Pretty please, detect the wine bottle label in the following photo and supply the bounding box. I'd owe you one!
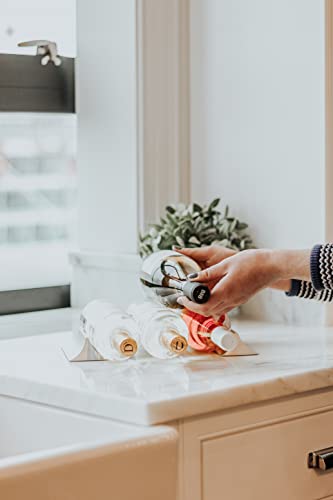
[141,250,202,287]
[142,250,177,284]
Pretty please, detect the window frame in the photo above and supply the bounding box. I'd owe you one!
[0,285,70,316]
[0,53,74,113]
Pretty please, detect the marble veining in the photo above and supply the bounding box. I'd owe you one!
[1,319,333,424]
[242,288,325,326]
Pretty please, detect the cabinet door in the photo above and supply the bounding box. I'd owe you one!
[183,408,333,500]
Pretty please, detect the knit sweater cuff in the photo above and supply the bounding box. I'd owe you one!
[310,244,324,291]
[285,279,301,297]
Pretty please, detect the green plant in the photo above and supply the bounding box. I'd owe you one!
[139,198,254,258]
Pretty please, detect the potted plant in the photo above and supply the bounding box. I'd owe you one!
[139,198,253,258]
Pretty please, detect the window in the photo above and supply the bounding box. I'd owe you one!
[0,1,75,57]
[0,0,76,314]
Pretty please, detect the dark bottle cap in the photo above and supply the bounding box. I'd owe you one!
[182,281,210,304]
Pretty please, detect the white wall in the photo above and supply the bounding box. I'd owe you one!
[72,0,142,309]
[190,0,327,323]
[76,0,138,255]
[191,0,325,248]
[72,0,189,309]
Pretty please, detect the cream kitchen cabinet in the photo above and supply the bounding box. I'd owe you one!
[179,390,333,500]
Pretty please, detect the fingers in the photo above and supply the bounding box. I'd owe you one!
[177,294,234,318]
[188,262,227,283]
[205,247,236,267]
[173,245,211,261]
[177,295,214,315]
[177,272,239,317]
[174,245,237,270]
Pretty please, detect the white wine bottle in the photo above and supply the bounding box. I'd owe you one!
[80,300,139,361]
[127,301,188,359]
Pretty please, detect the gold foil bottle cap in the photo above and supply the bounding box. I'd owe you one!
[113,331,138,357]
[119,338,138,357]
[162,330,188,354]
[170,335,188,354]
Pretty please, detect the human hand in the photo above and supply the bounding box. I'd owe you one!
[174,245,236,291]
[175,245,290,292]
[174,245,236,270]
[176,248,310,317]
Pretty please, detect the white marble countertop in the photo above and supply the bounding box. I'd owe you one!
[1,319,333,425]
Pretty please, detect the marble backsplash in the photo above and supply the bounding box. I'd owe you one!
[241,288,329,326]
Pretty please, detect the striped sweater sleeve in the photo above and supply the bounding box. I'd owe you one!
[286,279,333,302]
[310,243,333,291]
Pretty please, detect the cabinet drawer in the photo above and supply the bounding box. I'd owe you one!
[202,410,333,500]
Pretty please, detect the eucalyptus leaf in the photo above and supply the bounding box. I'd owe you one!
[166,213,177,227]
[138,198,254,258]
[229,219,237,233]
[188,235,201,245]
[175,236,185,247]
[208,198,220,211]
[192,203,202,214]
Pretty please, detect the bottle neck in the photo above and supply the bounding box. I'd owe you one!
[210,327,239,352]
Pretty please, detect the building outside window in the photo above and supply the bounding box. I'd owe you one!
[0,0,76,308]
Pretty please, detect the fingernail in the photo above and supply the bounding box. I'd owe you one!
[177,297,185,305]
[187,272,198,280]
[172,245,182,250]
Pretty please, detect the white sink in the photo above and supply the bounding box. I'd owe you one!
[0,395,177,500]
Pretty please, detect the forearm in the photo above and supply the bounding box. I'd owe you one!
[271,244,333,294]
[270,279,292,292]
[268,245,333,302]
[266,249,311,282]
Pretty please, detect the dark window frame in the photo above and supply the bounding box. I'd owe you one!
[0,52,75,314]
[0,285,71,316]
[0,53,75,113]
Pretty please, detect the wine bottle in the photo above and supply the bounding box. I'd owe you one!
[127,301,188,359]
[182,309,239,354]
[140,250,210,307]
[80,300,139,361]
